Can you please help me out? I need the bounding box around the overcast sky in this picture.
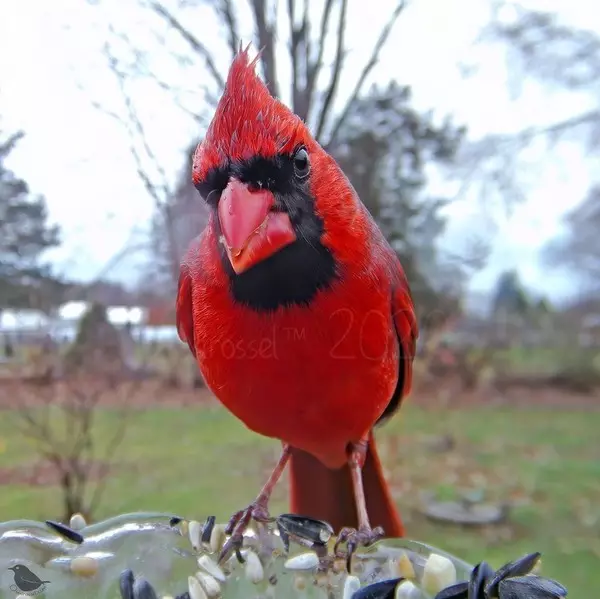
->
[0,0,597,303]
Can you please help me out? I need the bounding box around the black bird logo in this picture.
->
[8,565,50,593]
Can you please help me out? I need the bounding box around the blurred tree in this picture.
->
[0,126,63,312]
[491,270,530,317]
[330,82,466,312]
[86,0,476,313]
[543,185,600,293]
[480,2,600,288]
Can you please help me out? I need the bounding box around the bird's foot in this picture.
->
[218,499,274,564]
[334,525,385,571]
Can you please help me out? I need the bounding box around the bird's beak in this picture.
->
[218,179,296,274]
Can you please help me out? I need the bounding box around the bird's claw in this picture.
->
[218,501,274,564]
[334,525,385,571]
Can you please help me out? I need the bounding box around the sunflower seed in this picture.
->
[119,569,135,599]
[45,520,84,544]
[468,562,494,599]
[422,554,457,595]
[277,514,334,546]
[133,578,159,599]
[343,575,361,599]
[351,577,402,599]
[284,551,320,570]
[244,550,264,583]
[188,576,208,599]
[197,555,226,582]
[201,516,216,545]
[188,520,202,550]
[70,556,99,577]
[486,553,541,597]
[433,581,468,599]
[498,575,567,599]
[395,580,422,599]
[195,572,221,598]
[209,524,227,554]
[69,513,87,530]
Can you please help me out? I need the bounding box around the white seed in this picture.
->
[284,552,319,571]
[197,554,227,582]
[343,575,361,599]
[195,571,221,598]
[421,553,457,595]
[209,524,227,553]
[189,575,208,599]
[395,580,421,599]
[188,520,202,550]
[16,595,30,599]
[70,556,98,578]
[244,550,264,583]
[69,513,87,530]
[162,596,174,599]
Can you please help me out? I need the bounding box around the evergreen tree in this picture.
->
[0,126,61,311]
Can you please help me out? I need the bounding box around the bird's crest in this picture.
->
[192,46,307,184]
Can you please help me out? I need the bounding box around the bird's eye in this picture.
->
[293,147,310,178]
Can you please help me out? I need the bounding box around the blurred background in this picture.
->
[0,0,598,594]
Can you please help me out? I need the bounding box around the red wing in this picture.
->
[392,280,418,397]
[176,262,197,357]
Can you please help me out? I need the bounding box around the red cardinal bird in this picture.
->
[177,48,418,561]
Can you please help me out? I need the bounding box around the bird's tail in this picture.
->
[288,432,404,536]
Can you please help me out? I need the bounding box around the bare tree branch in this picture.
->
[315,0,347,140]
[249,0,280,98]
[304,0,335,123]
[327,0,406,148]
[216,0,241,60]
[147,0,225,89]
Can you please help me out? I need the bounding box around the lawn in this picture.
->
[0,399,598,596]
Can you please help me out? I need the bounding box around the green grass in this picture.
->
[0,402,598,596]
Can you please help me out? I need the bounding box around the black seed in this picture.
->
[276,520,291,553]
[269,573,278,585]
[132,578,158,599]
[45,520,84,544]
[119,569,135,599]
[169,516,183,526]
[498,576,567,599]
[201,516,216,543]
[277,514,334,545]
[351,577,402,599]
[433,580,469,599]
[175,593,191,599]
[469,562,495,599]
[235,547,245,564]
[487,552,541,596]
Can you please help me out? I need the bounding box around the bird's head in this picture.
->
[192,47,357,287]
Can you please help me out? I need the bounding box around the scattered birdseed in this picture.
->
[0,512,569,599]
